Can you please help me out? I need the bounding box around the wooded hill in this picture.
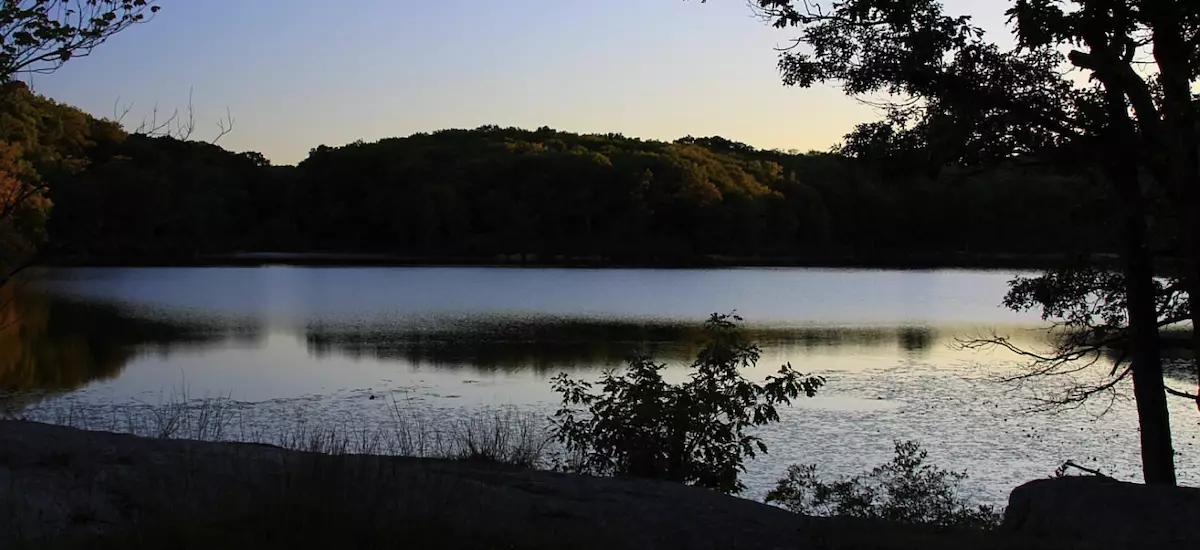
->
[2,84,1116,266]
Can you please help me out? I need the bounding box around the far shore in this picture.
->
[42,250,1128,271]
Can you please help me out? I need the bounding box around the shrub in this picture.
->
[550,312,825,494]
[765,440,1002,529]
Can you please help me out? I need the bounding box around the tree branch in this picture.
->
[1059,460,1113,478]
[2,1,160,81]
[1164,386,1200,401]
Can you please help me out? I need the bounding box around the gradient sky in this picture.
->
[31,0,1009,166]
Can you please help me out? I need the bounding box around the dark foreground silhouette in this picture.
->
[7,421,1194,550]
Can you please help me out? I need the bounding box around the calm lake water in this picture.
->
[3,266,1197,503]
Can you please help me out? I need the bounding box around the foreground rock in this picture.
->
[0,421,1103,549]
[1002,476,1200,548]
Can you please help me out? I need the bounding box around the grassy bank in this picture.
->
[1,397,576,549]
[4,393,554,467]
[0,420,591,550]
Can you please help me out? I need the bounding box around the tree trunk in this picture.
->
[1107,149,1176,485]
[1089,41,1179,482]
[1119,199,1177,486]
[1146,7,1200,413]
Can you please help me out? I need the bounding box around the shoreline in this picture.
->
[2,420,1194,549]
[0,420,960,549]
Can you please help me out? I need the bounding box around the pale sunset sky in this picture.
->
[31,0,1008,165]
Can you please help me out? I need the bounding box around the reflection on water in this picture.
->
[0,288,254,394]
[4,286,955,385]
[6,268,1190,394]
[306,320,945,373]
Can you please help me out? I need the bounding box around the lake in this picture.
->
[2,266,1197,503]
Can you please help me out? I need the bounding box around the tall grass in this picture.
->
[0,403,589,550]
[4,388,553,467]
[0,389,586,550]
[451,406,551,467]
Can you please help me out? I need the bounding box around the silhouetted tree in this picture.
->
[729,0,1198,486]
[957,266,1197,411]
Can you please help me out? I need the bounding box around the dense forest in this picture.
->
[1,82,1117,268]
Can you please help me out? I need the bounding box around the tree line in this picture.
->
[0,85,1114,266]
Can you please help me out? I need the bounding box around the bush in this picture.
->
[550,312,825,494]
[765,440,1002,529]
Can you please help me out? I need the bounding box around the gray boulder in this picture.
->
[1001,476,1200,548]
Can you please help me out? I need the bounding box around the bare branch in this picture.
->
[176,87,197,141]
[211,107,234,145]
[0,260,34,293]
[1017,367,1130,417]
[1164,386,1200,402]
[111,96,133,125]
[133,103,180,137]
[127,87,232,144]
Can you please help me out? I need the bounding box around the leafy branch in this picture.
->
[0,0,160,82]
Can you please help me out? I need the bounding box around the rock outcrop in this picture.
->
[0,420,1143,549]
[1002,476,1200,548]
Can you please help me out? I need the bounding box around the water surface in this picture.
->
[4,266,1197,503]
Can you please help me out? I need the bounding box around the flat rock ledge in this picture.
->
[0,420,1169,549]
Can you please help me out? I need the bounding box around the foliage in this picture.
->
[0,92,1124,267]
[277,128,1101,261]
[733,0,1200,485]
[1004,268,1191,346]
[765,441,1002,530]
[958,265,1197,409]
[41,123,1107,264]
[0,82,123,276]
[0,139,45,272]
[549,313,825,494]
[46,134,261,258]
[0,0,160,82]
[0,82,1116,265]
[0,0,154,280]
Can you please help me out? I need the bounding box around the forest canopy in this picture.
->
[1,85,1115,266]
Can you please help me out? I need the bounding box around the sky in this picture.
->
[31,0,1010,166]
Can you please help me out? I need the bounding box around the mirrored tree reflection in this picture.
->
[0,287,256,396]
